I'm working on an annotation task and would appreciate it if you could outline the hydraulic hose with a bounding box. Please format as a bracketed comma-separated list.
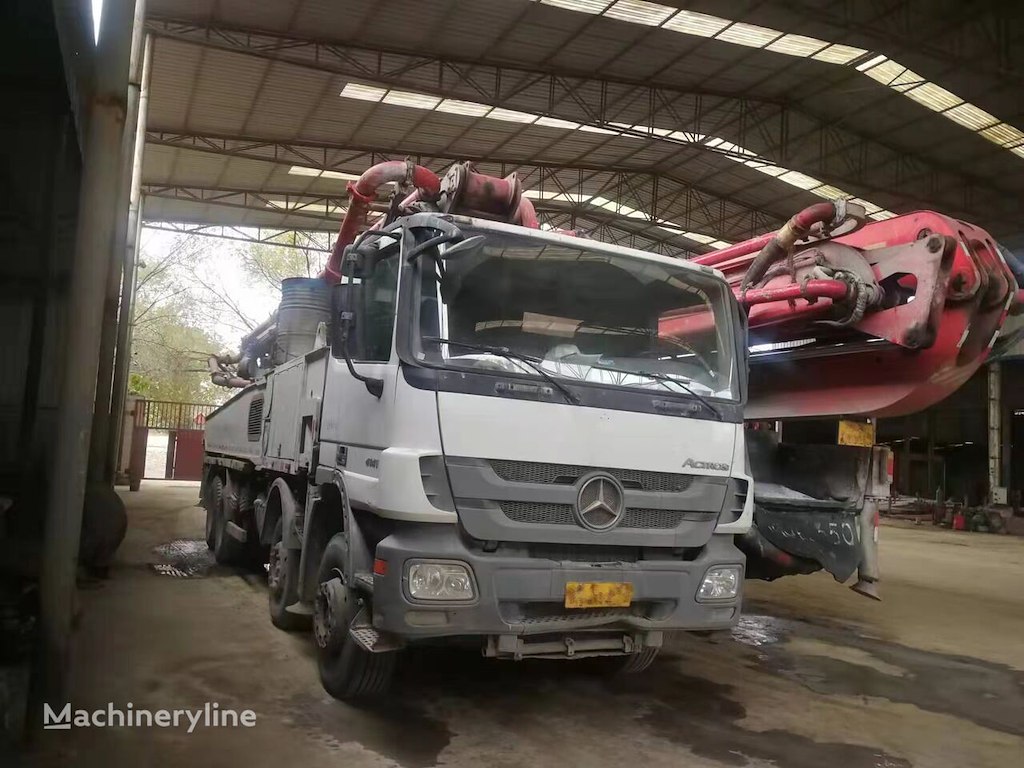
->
[740, 202, 839, 292]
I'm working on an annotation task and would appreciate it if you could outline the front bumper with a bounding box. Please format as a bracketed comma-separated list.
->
[371, 524, 744, 641]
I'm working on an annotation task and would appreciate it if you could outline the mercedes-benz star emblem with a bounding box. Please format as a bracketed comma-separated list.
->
[574, 473, 625, 531]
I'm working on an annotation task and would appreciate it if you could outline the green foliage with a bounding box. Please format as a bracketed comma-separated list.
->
[238, 236, 328, 291]
[130, 234, 225, 405]
[128, 230, 329, 405]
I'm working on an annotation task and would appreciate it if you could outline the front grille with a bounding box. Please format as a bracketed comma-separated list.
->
[622, 507, 690, 529]
[525, 544, 640, 562]
[489, 459, 694, 492]
[500, 501, 691, 529]
[501, 501, 575, 525]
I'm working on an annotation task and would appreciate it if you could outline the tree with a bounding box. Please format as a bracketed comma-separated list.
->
[238, 235, 328, 292]
[130, 233, 226, 404]
[128, 229, 331, 404]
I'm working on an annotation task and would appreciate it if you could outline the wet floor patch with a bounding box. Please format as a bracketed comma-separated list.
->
[728, 609, 1024, 739]
[279, 691, 451, 768]
[608, 668, 911, 768]
[150, 539, 221, 578]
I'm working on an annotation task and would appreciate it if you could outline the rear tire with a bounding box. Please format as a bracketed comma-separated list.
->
[238, 481, 268, 569]
[315, 533, 395, 700]
[204, 475, 221, 550]
[268, 518, 310, 631]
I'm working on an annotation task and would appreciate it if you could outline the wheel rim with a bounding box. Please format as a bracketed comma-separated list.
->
[314, 573, 349, 655]
[267, 542, 283, 595]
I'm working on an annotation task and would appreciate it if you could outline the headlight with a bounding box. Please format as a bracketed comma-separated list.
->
[407, 562, 475, 601]
[697, 565, 741, 601]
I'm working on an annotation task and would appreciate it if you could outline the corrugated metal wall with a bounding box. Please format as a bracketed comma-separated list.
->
[0, 0, 82, 491]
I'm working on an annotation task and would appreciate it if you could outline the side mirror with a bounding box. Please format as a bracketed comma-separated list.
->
[343, 243, 376, 279]
[337, 311, 385, 399]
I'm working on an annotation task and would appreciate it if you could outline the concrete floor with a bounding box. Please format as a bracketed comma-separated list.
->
[33, 482, 1024, 767]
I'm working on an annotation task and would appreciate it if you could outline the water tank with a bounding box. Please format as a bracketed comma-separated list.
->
[274, 277, 331, 363]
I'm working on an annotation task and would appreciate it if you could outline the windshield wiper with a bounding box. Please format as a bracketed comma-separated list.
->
[575, 360, 722, 421]
[423, 337, 580, 405]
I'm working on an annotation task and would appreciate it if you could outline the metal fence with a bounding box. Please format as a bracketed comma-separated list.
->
[135, 400, 215, 431]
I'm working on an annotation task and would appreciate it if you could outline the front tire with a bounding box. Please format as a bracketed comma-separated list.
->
[268, 518, 309, 631]
[314, 533, 395, 700]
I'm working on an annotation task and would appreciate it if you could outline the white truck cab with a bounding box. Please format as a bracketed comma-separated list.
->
[202, 212, 753, 699]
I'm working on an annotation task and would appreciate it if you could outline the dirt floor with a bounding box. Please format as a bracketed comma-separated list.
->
[29, 482, 1024, 767]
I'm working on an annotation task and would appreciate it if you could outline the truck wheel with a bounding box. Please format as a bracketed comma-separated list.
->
[239, 481, 268, 569]
[314, 533, 395, 700]
[204, 475, 221, 550]
[268, 519, 310, 631]
[212, 472, 250, 566]
[202, 479, 221, 548]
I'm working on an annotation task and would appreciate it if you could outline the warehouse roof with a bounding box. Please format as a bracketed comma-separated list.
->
[141, 0, 1024, 255]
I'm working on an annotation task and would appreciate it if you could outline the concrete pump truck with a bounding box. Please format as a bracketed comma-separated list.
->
[200, 160, 1021, 700]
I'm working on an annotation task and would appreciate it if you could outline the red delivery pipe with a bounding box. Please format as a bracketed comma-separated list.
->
[740, 279, 850, 306]
[694, 233, 775, 268]
[515, 195, 540, 229]
[659, 280, 848, 338]
[321, 161, 441, 284]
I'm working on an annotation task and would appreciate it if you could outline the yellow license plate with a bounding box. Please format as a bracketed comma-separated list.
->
[564, 581, 633, 609]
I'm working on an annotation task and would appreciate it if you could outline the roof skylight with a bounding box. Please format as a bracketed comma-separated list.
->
[338, 81, 897, 224]
[603, 0, 674, 26]
[528, 1, 1024, 158]
[288, 166, 361, 181]
[525, 189, 730, 248]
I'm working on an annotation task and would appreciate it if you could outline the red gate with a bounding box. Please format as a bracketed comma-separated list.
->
[128, 400, 216, 489]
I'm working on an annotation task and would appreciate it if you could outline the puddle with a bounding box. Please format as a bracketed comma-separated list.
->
[730, 613, 788, 647]
[784, 637, 908, 678]
[150, 539, 220, 578]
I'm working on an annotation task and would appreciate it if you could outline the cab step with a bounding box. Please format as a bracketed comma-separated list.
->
[353, 571, 374, 593]
[348, 607, 402, 653]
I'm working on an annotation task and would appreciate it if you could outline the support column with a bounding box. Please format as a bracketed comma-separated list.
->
[88, 0, 147, 484]
[106, 33, 152, 483]
[37, 0, 137, 706]
[987, 361, 1004, 504]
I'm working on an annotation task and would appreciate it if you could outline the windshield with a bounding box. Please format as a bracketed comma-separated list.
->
[412, 228, 739, 401]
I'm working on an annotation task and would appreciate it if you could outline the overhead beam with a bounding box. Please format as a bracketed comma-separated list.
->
[144, 17, 1018, 231]
[141, 184, 346, 227]
[143, 221, 334, 251]
[140, 182, 700, 256]
[146, 130, 781, 241]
